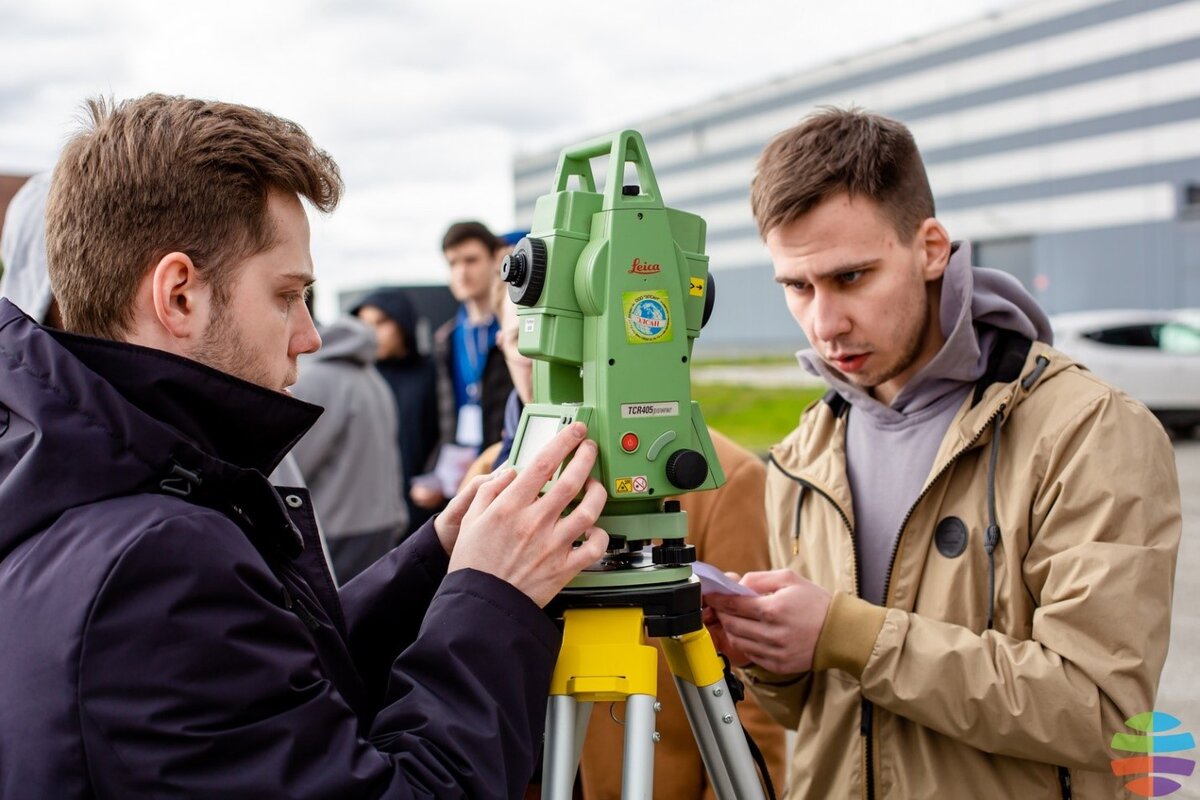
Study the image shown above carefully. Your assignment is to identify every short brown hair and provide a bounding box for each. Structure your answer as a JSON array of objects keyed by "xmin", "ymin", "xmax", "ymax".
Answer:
[
  {"xmin": 442, "ymin": 220, "xmax": 499, "ymax": 256},
  {"xmin": 47, "ymin": 94, "xmax": 343, "ymax": 339},
  {"xmin": 750, "ymin": 107, "xmax": 934, "ymax": 241}
]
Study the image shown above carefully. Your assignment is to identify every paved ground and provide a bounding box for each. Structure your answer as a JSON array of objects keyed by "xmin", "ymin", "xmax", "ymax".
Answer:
[{"xmin": 1154, "ymin": 438, "xmax": 1199, "ymax": 798}]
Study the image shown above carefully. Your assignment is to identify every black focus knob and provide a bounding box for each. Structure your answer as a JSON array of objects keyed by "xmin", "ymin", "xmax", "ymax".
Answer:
[
  {"xmin": 665, "ymin": 449, "xmax": 708, "ymax": 490},
  {"xmin": 652, "ymin": 542, "xmax": 696, "ymax": 566},
  {"xmin": 502, "ymin": 237, "xmax": 547, "ymax": 306}
]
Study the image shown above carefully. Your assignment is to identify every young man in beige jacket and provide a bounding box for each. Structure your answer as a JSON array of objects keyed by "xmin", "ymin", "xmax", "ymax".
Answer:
[{"xmin": 704, "ymin": 108, "xmax": 1181, "ymax": 798}]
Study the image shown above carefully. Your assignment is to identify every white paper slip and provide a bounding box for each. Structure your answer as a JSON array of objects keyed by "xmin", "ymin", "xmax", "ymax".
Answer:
[{"xmin": 692, "ymin": 561, "xmax": 759, "ymax": 597}]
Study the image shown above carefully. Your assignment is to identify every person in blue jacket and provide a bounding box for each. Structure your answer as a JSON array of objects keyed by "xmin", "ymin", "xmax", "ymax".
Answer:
[{"xmin": 0, "ymin": 93, "xmax": 609, "ymax": 799}]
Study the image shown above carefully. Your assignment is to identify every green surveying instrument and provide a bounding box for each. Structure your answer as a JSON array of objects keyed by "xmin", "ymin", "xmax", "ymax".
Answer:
[{"xmin": 503, "ymin": 130, "xmax": 773, "ymax": 799}]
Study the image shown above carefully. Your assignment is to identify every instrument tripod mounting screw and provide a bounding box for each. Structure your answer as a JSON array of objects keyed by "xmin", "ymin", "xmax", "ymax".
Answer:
[
  {"xmin": 652, "ymin": 731, "xmax": 661, "ymax": 743},
  {"xmin": 722, "ymin": 714, "xmax": 734, "ymax": 724},
  {"xmin": 653, "ymin": 702, "xmax": 662, "ymax": 712},
  {"xmin": 712, "ymin": 688, "xmax": 723, "ymax": 697}
]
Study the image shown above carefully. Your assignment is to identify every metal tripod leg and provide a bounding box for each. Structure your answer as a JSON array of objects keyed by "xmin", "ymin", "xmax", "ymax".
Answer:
[
  {"xmin": 621, "ymin": 694, "xmax": 657, "ymax": 799},
  {"xmin": 543, "ymin": 696, "xmax": 594, "ymax": 799},
  {"xmin": 662, "ymin": 628, "xmax": 766, "ymax": 800}
]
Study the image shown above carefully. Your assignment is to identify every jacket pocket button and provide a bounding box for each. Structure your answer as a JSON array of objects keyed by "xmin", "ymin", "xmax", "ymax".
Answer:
[{"xmin": 285, "ymin": 494, "xmax": 304, "ymax": 508}]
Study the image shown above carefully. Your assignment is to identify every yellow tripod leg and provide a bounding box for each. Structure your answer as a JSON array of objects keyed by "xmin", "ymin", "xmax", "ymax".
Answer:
[
  {"xmin": 661, "ymin": 626, "xmax": 766, "ymax": 799},
  {"xmin": 544, "ymin": 608, "xmax": 661, "ymax": 799}
]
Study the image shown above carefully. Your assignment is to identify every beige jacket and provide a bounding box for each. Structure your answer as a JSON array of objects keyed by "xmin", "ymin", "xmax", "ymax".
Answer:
[{"xmin": 747, "ymin": 342, "xmax": 1181, "ymax": 799}]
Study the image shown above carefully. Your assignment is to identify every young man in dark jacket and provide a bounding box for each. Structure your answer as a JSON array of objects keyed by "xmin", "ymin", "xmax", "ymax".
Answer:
[{"xmin": 0, "ymin": 93, "xmax": 609, "ymax": 799}]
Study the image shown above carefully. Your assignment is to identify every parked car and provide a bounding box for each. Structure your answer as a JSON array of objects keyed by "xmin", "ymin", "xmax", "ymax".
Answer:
[{"xmin": 1050, "ymin": 309, "xmax": 1200, "ymax": 437}]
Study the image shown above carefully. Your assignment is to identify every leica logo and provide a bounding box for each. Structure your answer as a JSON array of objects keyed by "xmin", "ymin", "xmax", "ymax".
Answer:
[{"xmin": 629, "ymin": 258, "xmax": 661, "ymax": 274}]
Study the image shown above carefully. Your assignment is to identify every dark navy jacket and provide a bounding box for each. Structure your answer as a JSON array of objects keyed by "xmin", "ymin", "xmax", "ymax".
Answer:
[{"xmin": 0, "ymin": 299, "xmax": 560, "ymax": 799}]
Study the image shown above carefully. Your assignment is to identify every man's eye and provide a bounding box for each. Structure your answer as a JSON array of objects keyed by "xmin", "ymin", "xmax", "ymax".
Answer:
[
  {"xmin": 783, "ymin": 281, "xmax": 809, "ymax": 294},
  {"xmin": 839, "ymin": 271, "xmax": 864, "ymax": 285}
]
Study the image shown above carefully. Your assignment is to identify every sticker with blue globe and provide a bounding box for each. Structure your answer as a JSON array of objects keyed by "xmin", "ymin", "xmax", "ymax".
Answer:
[
  {"xmin": 623, "ymin": 290, "xmax": 673, "ymax": 344},
  {"xmin": 1110, "ymin": 711, "xmax": 1195, "ymax": 797}
]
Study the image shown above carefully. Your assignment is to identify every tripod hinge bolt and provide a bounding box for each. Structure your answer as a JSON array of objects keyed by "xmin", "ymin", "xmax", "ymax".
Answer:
[
  {"xmin": 653, "ymin": 701, "xmax": 662, "ymax": 712},
  {"xmin": 652, "ymin": 731, "xmax": 662, "ymax": 743},
  {"xmin": 713, "ymin": 688, "xmax": 724, "ymax": 697},
  {"xmin": 722, "ymin": 714, "xmax": 734, "ymax": 724}
]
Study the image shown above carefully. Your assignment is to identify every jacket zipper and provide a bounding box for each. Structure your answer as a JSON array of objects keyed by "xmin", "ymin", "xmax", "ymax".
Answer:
[
  {"xmin": 769, "ymin": 457, "xmax": 873, "ymax": 798},
  {"xmin": 280, "ymin": 583, "xmax": 322, "ymax": 632},
  {"xmin": 879, "ymin": 404, "xmax": 1006, "ymax": 609}
]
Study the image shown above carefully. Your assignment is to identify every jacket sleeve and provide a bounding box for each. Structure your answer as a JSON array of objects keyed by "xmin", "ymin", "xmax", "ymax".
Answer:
[
  {"xmin": 815, "ymin": 390, "xmax": 1181, "ymax": 771},
  {"xmin": 339, "ymin": 518, "xmax": 449, "ymax": 709},
  {"xmin": 79, "ymin": 512, "xmax": 559, "ymax": 800}
]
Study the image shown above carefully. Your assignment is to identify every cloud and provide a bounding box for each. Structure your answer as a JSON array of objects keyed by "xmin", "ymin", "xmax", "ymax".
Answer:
[{"xmin": 0, "ymin": 0, "xmax": 1018, "ymax": 320}]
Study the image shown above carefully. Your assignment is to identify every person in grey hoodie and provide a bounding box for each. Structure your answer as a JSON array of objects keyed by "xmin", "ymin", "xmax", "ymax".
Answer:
[
  {"xmin": 289, "ymin": 315, "xmax": 408, "ymax": 582},
  {"xmin": 0, "ymin": 173, "xmax": 57, "ymax": 325}
]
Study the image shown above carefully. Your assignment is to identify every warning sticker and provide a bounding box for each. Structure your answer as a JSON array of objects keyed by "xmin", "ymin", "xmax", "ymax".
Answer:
[
  {"xmin": 614, "ymin": 476, "xmax": 648, "ymax": 495},
  {"xmin": 689, "ymin": 277, "xmax": 705, "ymax": 297},
  {"xmin": 623, "ymin": 290, "xmax": 673, "ymax": 344},
  {"xmin": 621, "ymin": 402, "xmax": 680, "ymax": 418}
]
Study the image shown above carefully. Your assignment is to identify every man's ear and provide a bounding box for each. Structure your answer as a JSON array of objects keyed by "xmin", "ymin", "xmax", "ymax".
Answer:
[
  {"xmin": 916, "ymin": 218, "xmax": 952, "ymax": 282},
  {"xmin": 148, "ymin": 252, "xmax": 207, "ymax": 341}
]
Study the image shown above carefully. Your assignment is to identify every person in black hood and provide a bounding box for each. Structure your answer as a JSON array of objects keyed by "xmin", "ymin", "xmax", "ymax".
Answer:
[
  {"xmin": 354, "ymin": 286, "xmax": 439, "ymax": 536},
  {"xmin": 0, "ymin": 92, "xmax": 610, "ymax": 800}
]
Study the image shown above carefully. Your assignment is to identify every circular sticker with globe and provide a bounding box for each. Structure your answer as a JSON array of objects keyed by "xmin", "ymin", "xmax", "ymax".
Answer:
[{"xmin": 624, "ymin": 289, "xmax": 673, "ymax": 344}]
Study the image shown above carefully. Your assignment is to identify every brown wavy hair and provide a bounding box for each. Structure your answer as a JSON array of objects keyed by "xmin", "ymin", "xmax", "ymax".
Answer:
[
  {"xmin": 750, "ymin": 107, "xmax": 934, "ymax": 242},
  {"xmin": 46, "ymin": 94, "xmax": 343, "ymax": 338}
]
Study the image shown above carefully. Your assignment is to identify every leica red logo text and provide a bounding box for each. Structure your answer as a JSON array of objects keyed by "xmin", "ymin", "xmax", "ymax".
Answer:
[{"xmin": 629, "ymin": 258, "xmax": 661, "ymax": 274}]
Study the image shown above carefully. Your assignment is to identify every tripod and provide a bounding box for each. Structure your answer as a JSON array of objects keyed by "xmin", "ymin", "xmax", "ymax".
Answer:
[{"xmin": 540, "ymin": 580, "xmax": 770, "ymax": 800}]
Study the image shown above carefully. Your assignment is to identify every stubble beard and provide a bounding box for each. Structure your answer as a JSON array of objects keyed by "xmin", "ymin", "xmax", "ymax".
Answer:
[
  {"xmin": 191, "ymin": 300, "xmax": 283, "ymax": 392},
  {"xmin": 833, "ymin": 289, "xmax": 930, "ymax": 391}
]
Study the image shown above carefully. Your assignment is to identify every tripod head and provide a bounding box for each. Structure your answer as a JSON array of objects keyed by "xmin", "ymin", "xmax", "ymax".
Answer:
[{"xmin": 504, "ymin": 130, "xmax": 724, "ymax": 589}]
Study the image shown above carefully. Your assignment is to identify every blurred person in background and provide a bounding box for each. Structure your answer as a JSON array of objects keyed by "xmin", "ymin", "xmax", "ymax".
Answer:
[
  {"xmin": 289, "ymin": 314, "xmax": 407, "ymax": 583},
  {"xmin": 409, "ymin": 221, "xmax": 513, "ymax": 511},
  {"xmin": 355, "ymin": 287, "xmax": 439, "ymax": 536}
]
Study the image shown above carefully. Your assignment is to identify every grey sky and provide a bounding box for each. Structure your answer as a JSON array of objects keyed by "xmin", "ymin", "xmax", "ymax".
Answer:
[{"xmin": 0, "ymin": 0, "xmax": 1017, "ymax": 320}]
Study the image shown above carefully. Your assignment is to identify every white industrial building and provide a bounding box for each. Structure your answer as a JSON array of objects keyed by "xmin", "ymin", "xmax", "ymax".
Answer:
[{"xmin": 513, "ymin": 0, "xmax": 1200, "ymax": 351}]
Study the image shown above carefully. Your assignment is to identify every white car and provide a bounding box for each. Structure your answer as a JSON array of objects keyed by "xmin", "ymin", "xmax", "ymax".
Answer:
[{"xmin": 1051, "ymin": 309, "xmax": 1200, "ymax": 437}]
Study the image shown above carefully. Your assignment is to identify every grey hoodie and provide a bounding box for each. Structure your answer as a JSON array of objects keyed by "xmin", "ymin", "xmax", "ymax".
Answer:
[
  {"xmin": 798, "ymin": 242, "xmax": 1053, "ymax": 604},
  {"xmin": 289, "ymin": 316, "xmax": 408, "ymax": 540},
  {"xmin": 0, "ymin": 173, "xmax": 53, "ymax": 323}
]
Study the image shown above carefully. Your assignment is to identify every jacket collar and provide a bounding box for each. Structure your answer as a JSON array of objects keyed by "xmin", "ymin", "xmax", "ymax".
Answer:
[
  {"xmin": 52, "ymin": 327, "xmax": 322, "ymax": 476},
  {"xmin": 771, "ymin": 341, "xmax": 1070, "ymax": 507}
]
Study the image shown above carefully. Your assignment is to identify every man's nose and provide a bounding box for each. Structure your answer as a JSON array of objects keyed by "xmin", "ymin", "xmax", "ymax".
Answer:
[
  {"xmin": 810, "ymin": 290, "xmax": 852, "ymax": 344},
  {"xmin": 292, "ymin": 305, "xmax": 322, "ymax": 356}
]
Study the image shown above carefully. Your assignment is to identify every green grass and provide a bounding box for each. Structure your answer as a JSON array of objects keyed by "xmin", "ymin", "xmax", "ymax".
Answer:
[
  {"xmin": 693, "ymin": 383, "xmax": 826, "ymax": 455},
  {"xmin": 692, "ymin": 354, "xmax": 797, "ymax": 368}
]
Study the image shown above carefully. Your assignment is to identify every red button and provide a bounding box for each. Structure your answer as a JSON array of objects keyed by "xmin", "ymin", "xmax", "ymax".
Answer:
[{"xmin": 621, "ymin": 432, "xmax": 639, "ymax": 453}]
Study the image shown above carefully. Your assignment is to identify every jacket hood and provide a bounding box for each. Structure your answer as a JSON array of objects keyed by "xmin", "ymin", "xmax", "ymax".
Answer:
[
  {"xmin": 309, "ymin": 316, "xmax": 377, "ymax": 365},
  {"xmin": 0, "ymin": 173, "xmax": 53, "ymax": 324},
  {"xmin": 352, "ymin": 287, "xmax": 419, "ymax": 345},
  {"xmin": 0, "ymin": 299, "xmax": 322, "ymax": 559},
  {"xmin": 799, "ymin": 241, "xmax": 1053, "ymax": 423}
]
